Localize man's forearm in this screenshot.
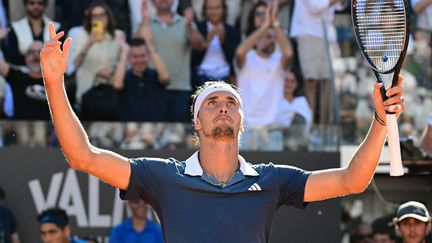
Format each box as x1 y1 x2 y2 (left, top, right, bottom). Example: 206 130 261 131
274 26 292 68
187 28 206 50
345 120 387 192
149 46 170 85
235 26 268 68
45 80 94 170
112 51 128 90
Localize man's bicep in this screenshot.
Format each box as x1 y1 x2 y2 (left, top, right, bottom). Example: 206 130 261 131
304 168 350 202
86 149 131 190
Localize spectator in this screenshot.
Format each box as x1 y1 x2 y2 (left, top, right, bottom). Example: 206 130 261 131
57 0 129 33
136 0 206 122
241 0 291 37
191 0 241 89
37 208 86 243
0 186 20 243
112 36 170 122
129 0 180 35
244 1 268 37
191 0 242 27
7 0 55 22
290 0 346 125
0 41 51 120
276 71 312 151
4 0 62 66
350 222 373 243
72 3 124 109
235 0 292 150
109 199 163 243
371 215 396 243
394 201 431 243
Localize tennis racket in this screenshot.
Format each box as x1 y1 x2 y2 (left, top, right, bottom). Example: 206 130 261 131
352 0 409 176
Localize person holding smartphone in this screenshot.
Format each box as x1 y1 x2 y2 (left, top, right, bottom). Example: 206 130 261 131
71 3 125 109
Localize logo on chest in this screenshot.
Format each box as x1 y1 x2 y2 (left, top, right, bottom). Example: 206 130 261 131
247 183 262 191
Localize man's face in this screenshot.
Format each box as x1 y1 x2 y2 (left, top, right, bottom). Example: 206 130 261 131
39 223 69 243
25 41 43 72
195 91 243 142
205 0 224 24
152 0 173 12
398 218 430 243
255 29 276 56
26 0 46 19
128 199 149 220
130 45 149 74
372 233 394 243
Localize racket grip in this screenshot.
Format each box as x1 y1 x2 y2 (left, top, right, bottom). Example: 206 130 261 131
385 114 404 176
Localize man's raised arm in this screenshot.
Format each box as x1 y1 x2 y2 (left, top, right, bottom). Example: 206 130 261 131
41 22 131 190
304 77 405 202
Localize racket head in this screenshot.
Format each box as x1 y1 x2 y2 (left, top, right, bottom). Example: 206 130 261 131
352 0 410 74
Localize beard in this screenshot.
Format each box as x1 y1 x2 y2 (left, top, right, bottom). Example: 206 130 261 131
210 125 235 141
27 9 44 19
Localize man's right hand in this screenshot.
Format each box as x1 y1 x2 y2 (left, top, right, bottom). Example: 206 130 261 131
40 22 71 85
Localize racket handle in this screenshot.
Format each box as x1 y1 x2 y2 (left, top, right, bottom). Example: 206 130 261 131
385 114 404 176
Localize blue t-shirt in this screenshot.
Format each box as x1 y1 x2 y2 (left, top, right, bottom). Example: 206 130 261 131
120 152 311 243
109 219 163 243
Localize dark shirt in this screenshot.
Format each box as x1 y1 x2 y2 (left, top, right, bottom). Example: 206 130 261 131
120 153 311 243
0 205 17 243
6 67 50 120
119 69 168 122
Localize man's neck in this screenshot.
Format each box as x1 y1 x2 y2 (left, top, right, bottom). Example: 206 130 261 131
157 11 174 24
132 68 146 77
255 49 271 59
198 141 240 183
131 217 147 233
28 16 43 27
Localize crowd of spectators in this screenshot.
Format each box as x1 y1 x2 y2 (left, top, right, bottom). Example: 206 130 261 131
0 0 430 152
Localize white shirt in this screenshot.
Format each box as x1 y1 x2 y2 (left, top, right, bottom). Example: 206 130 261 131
198 22 230 78
236 50 285 127
275 96 313 128
290 0 343 42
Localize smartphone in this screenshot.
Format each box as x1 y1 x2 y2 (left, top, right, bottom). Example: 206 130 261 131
91 20 105 41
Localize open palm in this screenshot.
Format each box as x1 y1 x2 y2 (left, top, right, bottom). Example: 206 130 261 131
40 22 71 85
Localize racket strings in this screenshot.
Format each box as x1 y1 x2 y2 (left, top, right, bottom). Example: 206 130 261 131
354 0 407 72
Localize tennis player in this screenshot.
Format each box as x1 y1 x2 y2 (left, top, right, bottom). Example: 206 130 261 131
41 22 406 242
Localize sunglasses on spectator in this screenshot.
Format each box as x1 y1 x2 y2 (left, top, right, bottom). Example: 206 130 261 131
28 1 45 6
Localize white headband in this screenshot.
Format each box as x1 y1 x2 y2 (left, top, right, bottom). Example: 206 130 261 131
193 83 243 124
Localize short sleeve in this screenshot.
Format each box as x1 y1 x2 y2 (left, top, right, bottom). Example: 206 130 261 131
276 164 311 209
119 158 171 204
